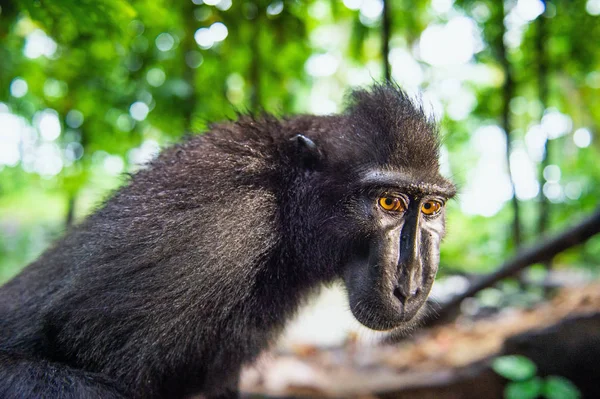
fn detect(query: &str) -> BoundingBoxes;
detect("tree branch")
[381,0,391,81]
[427,208,600,325]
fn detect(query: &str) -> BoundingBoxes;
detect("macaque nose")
[397,212,422,305]
[393,280,423,321]
[393,259,424,321]
[393,280,421,304]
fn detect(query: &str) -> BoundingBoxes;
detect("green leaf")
[505,378,544,399]
[543,376,581,399]
[492,355,538,381]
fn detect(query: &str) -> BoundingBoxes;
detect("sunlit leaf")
[543,376,581,399]
[505,378,543,399]
[492,355,538,381]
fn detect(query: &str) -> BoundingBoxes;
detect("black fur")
[0,83,454,398]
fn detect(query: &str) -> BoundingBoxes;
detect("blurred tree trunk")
[536,1,550,236]
[182,0,198,132]
[249,6,262,112]
[381,0,391,81]
[495,0,522,248]
[0,0,18,37]
[428,207,600,326]
[65,195,76,228]
[536,1,553,274]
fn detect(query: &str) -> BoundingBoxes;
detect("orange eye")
[378,196,405,212]
[421,200,442,215]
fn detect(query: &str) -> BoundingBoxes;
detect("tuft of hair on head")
[342,82,441,171]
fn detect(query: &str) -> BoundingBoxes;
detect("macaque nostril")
[393,286,421,305]
[393,287,407,304]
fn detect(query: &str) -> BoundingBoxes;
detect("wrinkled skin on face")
[290,85,457,332]
[0,83,453,399]
[284,85,456,331]
[342,170,454,331]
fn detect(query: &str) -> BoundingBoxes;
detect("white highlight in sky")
[147,68,166,87]
[431,0,454,14]
[524,124,546,162]
[510,147,540,200]
[24,29,57,59]
[128,139,160,166]
[436,80,477,121]
[307,82,338,115]
[565,182,582,200]
[66,110,84,128]
[389,49,423,90]
[586,0,600,16]
[360,0,383,19]
[104,155,125,175]
[116,114,134,132]
[543,182,564,202]
[460,125,513,217]
[439,145,452,179]
[194,28,213,49]
[35,109,61,141]
[267,1,284,16]
[10,78,28,98]
[155,33,175,52]
[34,142,63,178]
[0,112,25,167]
[541,110,572,139]
[543,164,561,183]
[194,22,228,50]
[516,0,545,21]
[65,142,84,162]
[419,17,478,66]
[215,0,232,11]
[343,0,362,10]
[210,22,228,42]
[305,53,339,77]
[421,91,444,121]
[43,79,67,98]
[573,128,592,148]
[504,3,531,49]
[129,102,149,121]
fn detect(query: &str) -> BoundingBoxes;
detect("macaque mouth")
[392,285,424,322]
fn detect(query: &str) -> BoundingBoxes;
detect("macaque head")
[291,84,455,331]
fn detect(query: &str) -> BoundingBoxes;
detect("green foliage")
[0,0,599,283]
[505,377,544,399]
[543,376,581,399]
[493,355,581,399]
[493,355,538,381]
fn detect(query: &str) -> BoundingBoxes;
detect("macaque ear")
[290,134,321,170]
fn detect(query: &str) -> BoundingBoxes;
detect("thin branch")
[65,195,76,228]
[496,0,522,247]
[182,0,198,132]
[249,6,262,112]
[427,208,600,325]
[536,0,550,236]
[381,0,391,81]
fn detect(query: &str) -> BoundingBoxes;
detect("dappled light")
[0,0,597,288]
[0,0,599,397]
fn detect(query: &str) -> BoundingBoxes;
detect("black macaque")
[0,83,456,399]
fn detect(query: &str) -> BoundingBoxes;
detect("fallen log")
[426,208,600,326]
[503,312,600,398]
[240,284,600,398]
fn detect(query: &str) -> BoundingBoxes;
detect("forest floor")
[241,282,600,397]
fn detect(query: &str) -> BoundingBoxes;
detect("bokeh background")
[1,0,600,395]
[1,0,598,282]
